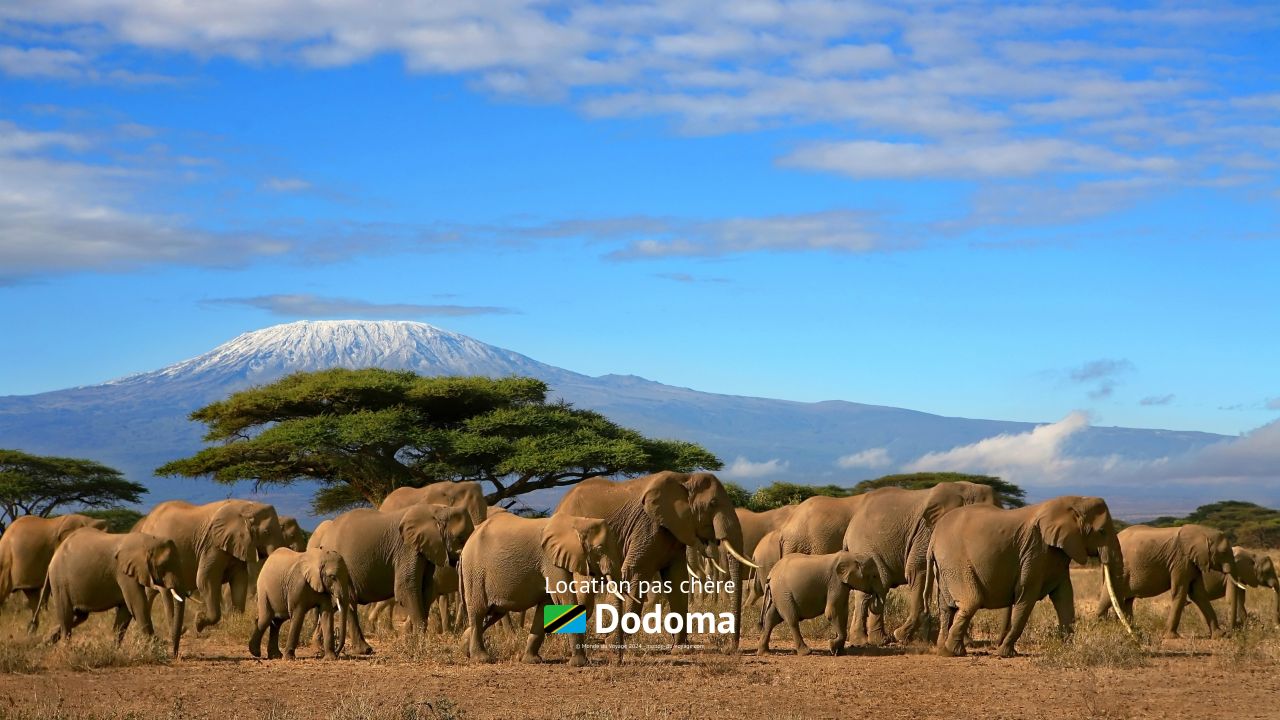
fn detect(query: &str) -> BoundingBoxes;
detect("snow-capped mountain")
[109,320,578,393]
[0,320,1245,519]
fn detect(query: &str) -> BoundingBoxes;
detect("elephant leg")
[267,618,283,660]
[757,602,781,654]
[996,598,1037,658]
[1049,581,1076,639]
[121,582,154,637]
[320,607,336,660]
[522,600,546,664]
[227,564,249,615]
[660,563,691,647]
[849,591,870,644]
[1188,581,1222,638]
[939,605,975,657]
[895,573,927,643]
[249,612,271,658]
[346,604,375,655]
[154,588,175,632]
[783,607,809,656]
[1095,582,1115,619]
[1165,582,1190,639]
[466,599,494,662]
[283,605,306,660]
[993,605,1012,647]
[112,606,132,643]
[826,589,849,656]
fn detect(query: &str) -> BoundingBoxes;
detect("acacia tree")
[0,449,146,529]
[852,472,1027,508]
[157,368,722,513]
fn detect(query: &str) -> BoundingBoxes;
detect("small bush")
[0,634,42,674]
[1036,619,1148,669]
[46,633,168,671]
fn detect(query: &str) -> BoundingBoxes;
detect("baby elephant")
[250,548,353,660]
[758,550,886,656]
[41,528,189,657]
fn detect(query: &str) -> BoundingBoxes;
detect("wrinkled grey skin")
[931,496,1123,658]
[842,482,998,644]
[1224,547,1280,628]
[1095,524,1239,638]
[555,471,750,661]
[0,514,107,614]
[460,513,622,664]
[250,547,354,660]
[757,551,887,656]
[307,503,472,655]
[134,499,285,632]
[40,528,189,657]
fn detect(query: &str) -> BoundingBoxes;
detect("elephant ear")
[1178,527,1215,576]
[922,484,966,527]
[642,474,699,548]
[1037,504,1089,565]
[542,515,591,575]
[115,536,154,587]
[301,551,326,594]
[199,504,253,562]
[834,553,865,590]
[400,506,448,567]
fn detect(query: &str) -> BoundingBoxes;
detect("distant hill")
[0,320,1239,520]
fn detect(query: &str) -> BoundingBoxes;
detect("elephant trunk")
[170,595,185,658]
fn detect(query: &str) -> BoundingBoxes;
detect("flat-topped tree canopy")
[0,449,145,527]
[157,368,721,514]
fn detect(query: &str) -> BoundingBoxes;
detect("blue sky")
[1,0,1278,437]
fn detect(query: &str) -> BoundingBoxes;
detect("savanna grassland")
[2,564,1278,720]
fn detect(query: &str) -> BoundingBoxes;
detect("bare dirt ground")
[3,568,1278,720]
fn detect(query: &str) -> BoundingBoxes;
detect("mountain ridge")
[0,320,1243,519]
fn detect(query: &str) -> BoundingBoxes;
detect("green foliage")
[80,507,146,532]
[852,472,1027,508]
[731,481,854,512]
[0,449,146,528]
[725,472,1027,512]
[157,369,720,514]
[1148,500,1280,548]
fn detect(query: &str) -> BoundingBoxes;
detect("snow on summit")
[111,320,564,388]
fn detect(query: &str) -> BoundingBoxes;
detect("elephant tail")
[759,580,773,629]
[30,574,51,633]
[922,549,935,617]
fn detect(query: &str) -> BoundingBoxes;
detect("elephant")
[842,483,998,644]
[39,528,189,657]
[1094,524,1239,639]
[0,513,107,613]
[250,547,354,660]
[461,512,623,664]
[736,505,796,604]
[930,495,1125,658]
[380,481,488,525]
[279,517,308,552]
[1225,547,1279,629]
[307,503,473,655]
[757,550,888,656]
[373,481,487,630]
[750,530,785,605]
[134,499,285,631]
[555,471,757,656]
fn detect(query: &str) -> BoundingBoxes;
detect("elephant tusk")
[724,542,760,570]
[611,590,627,604]
[1102,563,1134,638]
[1232,577,1248,591]
[686,563,702,579]
[708,557,727,575]
[170,589,184,604]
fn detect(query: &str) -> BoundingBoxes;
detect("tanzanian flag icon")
[543,604,587,634]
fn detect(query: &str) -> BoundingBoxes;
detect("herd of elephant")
[0,472,1276,667]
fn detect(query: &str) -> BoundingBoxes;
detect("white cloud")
[905,411,1091,483]
[780,139,1176,180]
[837,447,892,469]
[723,456,789,479]
[601,211,888,260]
[262,177,311,192]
